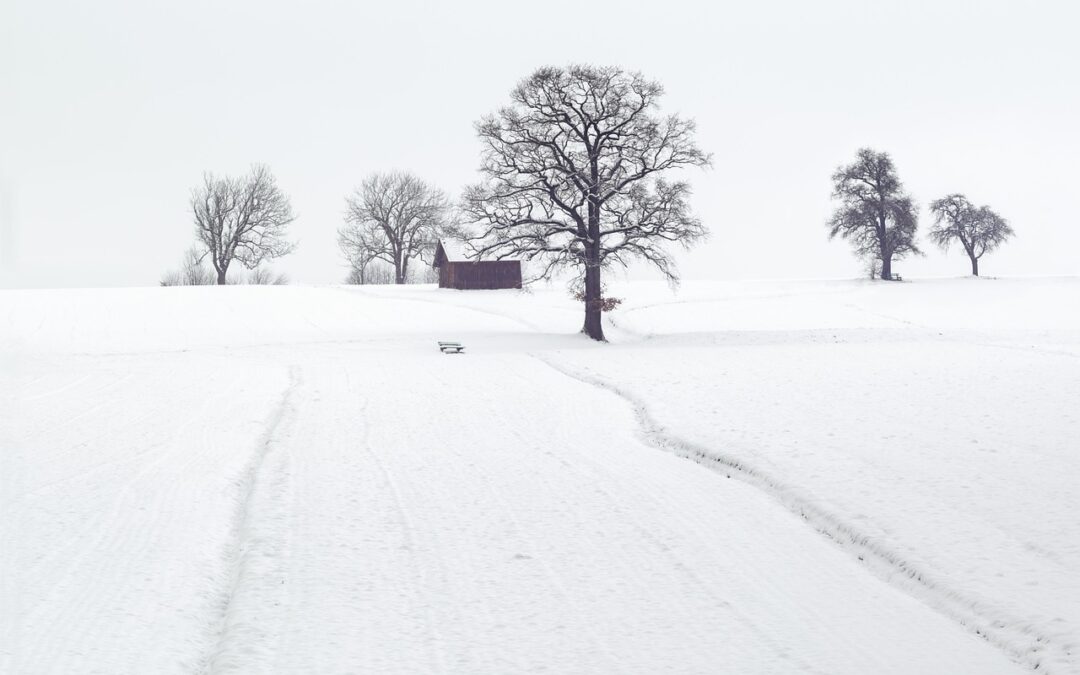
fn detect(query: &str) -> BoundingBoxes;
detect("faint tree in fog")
[864,255,882,280]
[928,194,1013,276]
[160,246,214,286]
[340,172,447,285]
[828,149,920,281]
[191,164,296,285]
[462,65,710,341]
[339,217,389,285]
[245,266,290,285]
[344,260,394,285]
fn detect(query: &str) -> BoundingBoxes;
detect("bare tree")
[929,194,1013,276]
[828,149,920,281]
[245,266,290,285]
[338,217,390,285]
[345,262,394,285]
[462,65,710,341]
[864,254,882,280]
[160,246,214,286]
[340,172,447,285]
[191,164,296,285]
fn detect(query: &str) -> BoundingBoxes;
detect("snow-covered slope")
[2,279,1076,673]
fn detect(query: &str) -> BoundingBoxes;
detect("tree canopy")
[929,194,1013,276]
[827,148,919,280]
[340,172,448,284]
[191,164,296,285]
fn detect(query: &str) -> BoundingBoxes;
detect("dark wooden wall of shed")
[440,261,522,289]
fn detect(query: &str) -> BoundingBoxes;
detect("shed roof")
[438,239,470,262]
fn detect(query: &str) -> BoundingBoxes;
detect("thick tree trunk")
[880,255,892,281]
[970,256,979,276]
[582,184,605,341]
[876,214,892,281]
[582,258,604,341]
[216,266,227,285]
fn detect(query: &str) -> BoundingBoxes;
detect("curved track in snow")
[534,355,1070,672]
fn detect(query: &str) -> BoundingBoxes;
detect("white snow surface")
[3,278,1078,674]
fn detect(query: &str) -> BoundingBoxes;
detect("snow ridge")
[199,366,300,674]
[534,355,1072,674]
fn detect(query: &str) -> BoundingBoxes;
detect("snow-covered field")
[2,278,1077,674]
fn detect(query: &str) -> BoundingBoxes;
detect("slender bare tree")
[340,172,447,284]
[191,164,296,285]
[929,194,1013,276]
[345,262,394,285]
[462,65,710,341]
[338,217,390,285]
[828,149,920,281]
[160,246,214,286]
[245,266,290,285]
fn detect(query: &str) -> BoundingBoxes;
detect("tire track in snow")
[426,395,623,672]
[569,458,830,675]
[11,373,244,673]
[351,392,451,673]
[532,354,1071,674]
[199,366,300,674]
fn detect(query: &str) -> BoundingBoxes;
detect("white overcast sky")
[1,0,1077,288]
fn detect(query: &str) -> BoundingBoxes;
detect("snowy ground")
[2,278,1077,674]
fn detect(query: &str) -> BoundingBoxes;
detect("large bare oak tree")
[929,194,1013,276]
[340,172,448,285]
[191,164,296,285]
[828,149,919,281]
[462,65,710,341]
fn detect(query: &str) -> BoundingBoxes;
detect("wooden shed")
[433,240,522,290]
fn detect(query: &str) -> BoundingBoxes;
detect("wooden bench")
[438,341,465,354]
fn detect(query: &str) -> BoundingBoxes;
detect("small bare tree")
[864,255,882,280]
[338,217,390,285]
[345,262,394,285]
[828,149,920,281]
[160,246,214,286]
[245,267,290,285]
[191,164,296,285]
[345,265,366,285]
[340,172,447,285]
[929,194,1013,276]
[462,65,710,341]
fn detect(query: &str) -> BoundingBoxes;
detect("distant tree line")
[827,148,1014,280]
[164,64,712,344]
[162,65,1018,342]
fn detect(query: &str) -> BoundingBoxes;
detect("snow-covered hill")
[3,278,1077,674]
